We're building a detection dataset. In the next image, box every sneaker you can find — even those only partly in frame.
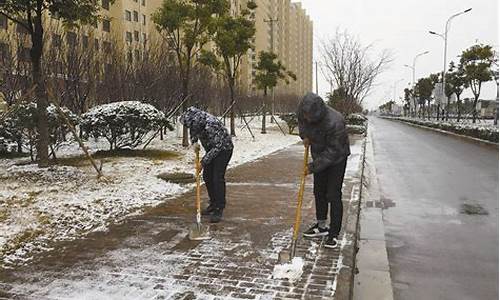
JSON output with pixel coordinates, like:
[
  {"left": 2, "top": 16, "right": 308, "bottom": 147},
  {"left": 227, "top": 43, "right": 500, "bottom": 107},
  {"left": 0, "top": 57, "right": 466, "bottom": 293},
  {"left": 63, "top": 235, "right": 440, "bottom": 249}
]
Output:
[
  {"left": 303, "top": 223, "right": 329, "bottom": 238},
  {"left": 201, "top": 205, "right": 215, "bottom": 216},
  {"left": 210, "top": 208, "right": 223, "bottom": 223},
  {"left": 324, "top": 235, "right": 339, "bottom": 249}
]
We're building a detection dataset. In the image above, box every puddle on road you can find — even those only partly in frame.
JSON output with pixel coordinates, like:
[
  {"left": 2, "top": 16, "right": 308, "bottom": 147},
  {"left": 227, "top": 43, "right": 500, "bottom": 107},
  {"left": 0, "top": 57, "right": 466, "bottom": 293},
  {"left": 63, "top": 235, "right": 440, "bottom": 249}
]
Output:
[
  {"left": 460, "top": 203, "right": 489, "bottom": 215},
  {"left": 365, "top": 196, "right": 396, "bottom": 210}
]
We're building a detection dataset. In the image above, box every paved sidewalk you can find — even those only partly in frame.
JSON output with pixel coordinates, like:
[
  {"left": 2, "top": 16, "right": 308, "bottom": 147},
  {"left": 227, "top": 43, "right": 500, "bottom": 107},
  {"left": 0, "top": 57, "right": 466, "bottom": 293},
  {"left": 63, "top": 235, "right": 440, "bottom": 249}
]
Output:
[{"left": 0, "top": 137, "right": 364, "bottom": 300}]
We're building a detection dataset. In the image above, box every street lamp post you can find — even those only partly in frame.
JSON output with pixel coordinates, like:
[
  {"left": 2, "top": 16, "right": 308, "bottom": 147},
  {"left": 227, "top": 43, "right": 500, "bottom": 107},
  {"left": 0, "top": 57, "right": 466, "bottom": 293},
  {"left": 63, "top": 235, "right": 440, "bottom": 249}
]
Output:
[
  {"left": 429, "top": 8, "right": 472, "bottom": 121},
  {"left": 404, "top": 50, "right": 429, "bottom": 117},
  {"left": 393, "top": 78, "right": 404, "bottom": 103}
]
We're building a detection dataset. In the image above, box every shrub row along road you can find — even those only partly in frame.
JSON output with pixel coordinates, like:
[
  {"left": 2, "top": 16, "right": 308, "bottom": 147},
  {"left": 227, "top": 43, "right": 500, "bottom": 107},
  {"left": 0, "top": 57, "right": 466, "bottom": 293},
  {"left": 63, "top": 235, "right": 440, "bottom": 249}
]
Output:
[{"left": 370, "top": 117, "right": 498, "bottom": 300}]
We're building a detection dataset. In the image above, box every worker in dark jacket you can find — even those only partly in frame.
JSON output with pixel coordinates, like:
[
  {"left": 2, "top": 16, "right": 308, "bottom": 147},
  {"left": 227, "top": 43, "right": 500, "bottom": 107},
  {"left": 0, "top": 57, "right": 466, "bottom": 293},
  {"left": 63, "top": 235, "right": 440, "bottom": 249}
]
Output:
[
  {"left": 180, "top": 106, "right": 233, "bottom": 223},
  {"left": 297, "top": 93, "right": 350, "bottom": 248}
]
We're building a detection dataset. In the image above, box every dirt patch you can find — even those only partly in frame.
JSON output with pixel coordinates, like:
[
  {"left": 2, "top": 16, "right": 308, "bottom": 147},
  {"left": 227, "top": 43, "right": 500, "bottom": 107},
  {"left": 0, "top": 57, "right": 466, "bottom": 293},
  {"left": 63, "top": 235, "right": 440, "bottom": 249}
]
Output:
[
  {"left": 157, "top": 172, "right": 195, "bottom": 184},
  {"left": 53, "top": 149, "right": 180, "bottom": 167}
]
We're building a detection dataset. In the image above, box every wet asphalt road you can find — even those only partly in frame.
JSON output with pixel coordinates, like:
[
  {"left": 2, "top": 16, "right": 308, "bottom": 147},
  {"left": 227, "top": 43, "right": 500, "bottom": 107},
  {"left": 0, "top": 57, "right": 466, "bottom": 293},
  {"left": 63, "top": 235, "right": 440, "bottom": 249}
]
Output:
[{"left": 370, "top": 117, "right": 499, "bottom": 300}]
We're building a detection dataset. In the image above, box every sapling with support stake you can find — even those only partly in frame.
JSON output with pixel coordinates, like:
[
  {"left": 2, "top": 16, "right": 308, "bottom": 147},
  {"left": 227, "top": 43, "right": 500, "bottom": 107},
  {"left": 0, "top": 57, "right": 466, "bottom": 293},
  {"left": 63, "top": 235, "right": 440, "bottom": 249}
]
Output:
[{"left": 46, "top": 87, "right": 105, "bottom": 179}]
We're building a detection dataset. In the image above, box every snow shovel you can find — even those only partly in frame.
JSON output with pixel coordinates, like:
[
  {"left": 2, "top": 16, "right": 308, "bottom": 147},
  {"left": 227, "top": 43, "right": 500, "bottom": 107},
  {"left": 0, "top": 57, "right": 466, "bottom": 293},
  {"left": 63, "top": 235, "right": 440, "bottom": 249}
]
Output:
[
  {"left": 278, "top": 142, "right": 310, "bottom": 263},
  {"left": 188, "top": 144, "right": 210, "bottom": 241}
]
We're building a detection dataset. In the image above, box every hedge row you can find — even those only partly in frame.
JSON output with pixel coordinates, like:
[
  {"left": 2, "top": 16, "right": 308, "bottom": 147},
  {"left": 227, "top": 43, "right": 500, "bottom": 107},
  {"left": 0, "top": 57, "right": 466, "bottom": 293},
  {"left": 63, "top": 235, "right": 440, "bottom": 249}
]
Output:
[{"left": 390, "top": 117, "right": 499, "bottom": 143}]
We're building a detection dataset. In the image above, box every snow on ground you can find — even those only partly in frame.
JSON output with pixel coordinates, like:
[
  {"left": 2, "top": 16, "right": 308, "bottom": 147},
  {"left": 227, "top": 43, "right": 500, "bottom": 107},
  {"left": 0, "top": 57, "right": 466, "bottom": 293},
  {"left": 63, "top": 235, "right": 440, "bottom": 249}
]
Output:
[
  {"left": 272, "top": 257, "right": 304, "bottom": 282},
  {"left": 0, "top": 116, "right": 299, "bottom": 268}
]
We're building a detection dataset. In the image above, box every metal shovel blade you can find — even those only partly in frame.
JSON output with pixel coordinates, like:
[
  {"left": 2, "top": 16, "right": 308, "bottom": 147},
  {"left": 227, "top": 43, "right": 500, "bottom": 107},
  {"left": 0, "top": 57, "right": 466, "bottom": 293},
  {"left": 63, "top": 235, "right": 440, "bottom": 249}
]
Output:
[
  {"left": 188, "top": 222, "right": 210, "bottom": 241},
  {"left": 278, "top": 250, "right": 291, "bottom": 263},
  {"left": 278, "top": 239, "right": 298, "bottom": 263}
]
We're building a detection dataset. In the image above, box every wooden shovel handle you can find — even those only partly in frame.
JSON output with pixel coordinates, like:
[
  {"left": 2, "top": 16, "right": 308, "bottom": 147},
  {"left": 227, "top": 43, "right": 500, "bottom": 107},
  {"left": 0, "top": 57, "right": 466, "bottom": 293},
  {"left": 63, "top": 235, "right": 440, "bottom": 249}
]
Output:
[
  {"left": 195, "top": 145, "right": 202, "bottom": 216},
  {"left": 292, "top": 143, "right": 310, "bottom": 241}
]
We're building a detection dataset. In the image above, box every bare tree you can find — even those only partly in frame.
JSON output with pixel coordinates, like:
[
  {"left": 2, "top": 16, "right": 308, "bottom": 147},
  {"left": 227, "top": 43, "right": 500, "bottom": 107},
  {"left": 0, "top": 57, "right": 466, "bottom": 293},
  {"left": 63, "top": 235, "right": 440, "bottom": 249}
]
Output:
[
  {"left": 0, "top": 30, "right": 31, "bottom": 107},
  {"left": 321, "top": 30, "right": 392, "bottom": 111}
]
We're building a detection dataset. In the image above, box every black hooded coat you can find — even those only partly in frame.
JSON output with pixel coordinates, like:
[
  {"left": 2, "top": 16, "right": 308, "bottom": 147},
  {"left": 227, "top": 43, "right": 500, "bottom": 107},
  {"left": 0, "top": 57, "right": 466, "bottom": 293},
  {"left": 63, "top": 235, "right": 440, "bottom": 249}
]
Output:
[{"left": 297, "top": 93, "right": 351, "bottom": 173}]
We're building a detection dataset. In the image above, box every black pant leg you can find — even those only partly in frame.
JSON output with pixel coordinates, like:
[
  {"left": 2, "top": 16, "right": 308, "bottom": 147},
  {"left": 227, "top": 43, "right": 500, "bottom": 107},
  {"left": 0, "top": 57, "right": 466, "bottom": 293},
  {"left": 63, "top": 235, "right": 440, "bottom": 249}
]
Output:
[
  {"left": 211, "top": 150, "right": 232, "bottom": 209},
  {"left": 313, "top": 169, "right": 329, "bottom": 222},
  {"left": 203, "top": 161, "right": 215, "bottom": 207},
  {"left": 327, "top": 158, "right": 348, "bottom": 237}
]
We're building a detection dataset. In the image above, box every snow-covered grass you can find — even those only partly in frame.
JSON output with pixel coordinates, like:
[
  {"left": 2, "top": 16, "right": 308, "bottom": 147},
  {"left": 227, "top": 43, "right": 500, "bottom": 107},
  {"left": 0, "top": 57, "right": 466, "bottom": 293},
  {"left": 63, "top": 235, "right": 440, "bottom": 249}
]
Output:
[
  {"left": 0, "top": 116, "right": 299, "bottom": 268},
  {"left": 387, "top": 117, "right": 499, "bottom": 143}
]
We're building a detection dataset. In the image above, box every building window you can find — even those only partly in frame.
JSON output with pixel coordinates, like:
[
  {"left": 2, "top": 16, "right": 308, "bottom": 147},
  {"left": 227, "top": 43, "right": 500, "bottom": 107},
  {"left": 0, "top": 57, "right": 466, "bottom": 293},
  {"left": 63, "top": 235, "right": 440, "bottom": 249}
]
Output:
[
  {"left": 102, "top": 19, "right": 111, "bottom": 32},
  {"left": 66, "top": 32, "right": 77, "bottom": 47},
  {"left": 133, "top": 0, "right": 138, "bottom": 2},
  {"left": 125, "top": 10, "right": 132, "bottom": 21},
  {"left": 103, "top": 41, "right": 111, "bottom": 53},
  {"left": 82, "top": 35, "right": 89, "bottom": 49},
  {"left": 102, "top": 0, "right": 110, "bottom": 10},
  {"left": 52, "top": 34, "right": 62, "bottom": 48},
  {"left": 142, "top": 0, "right": 146, "bottom": 6},
  {"left": 0, "top": 42, "right": 9, "bottom": 62},
  {"left": 18, "top": 47, "right": 31, "bottom": 62},
  {"left": 142, "top": 33, "right": 147, "bottom": 45},
  {"left": 0, "top": 15, "right": 7, "bottom": 30},
  {"left": 125, "top": 31, "right": 132, "bottom": 43},
  {"left": 134, "top": 31, "right": 139, "bottom": 42},
  {"left": 94, "top": 39, "right": 99, "bottom": 51},
  {"left": 127, "top": 51, "right": 133, "bottom": 63},
  {"left": 142, "top": 14, "right": 146, "bottom": 26},
  {"left": 133, "top": 11, "right": 139, "bottom": 22},
  {"left": 17, "top": 23, "right": 29, "bottom": 35}
]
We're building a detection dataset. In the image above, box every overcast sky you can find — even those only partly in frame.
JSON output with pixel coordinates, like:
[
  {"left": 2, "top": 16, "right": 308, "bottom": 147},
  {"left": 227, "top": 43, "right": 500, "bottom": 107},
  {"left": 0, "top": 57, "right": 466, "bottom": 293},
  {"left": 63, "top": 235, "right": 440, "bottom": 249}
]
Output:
[{"left": 295, "top": 0, "right": 499, "bottom": 109}]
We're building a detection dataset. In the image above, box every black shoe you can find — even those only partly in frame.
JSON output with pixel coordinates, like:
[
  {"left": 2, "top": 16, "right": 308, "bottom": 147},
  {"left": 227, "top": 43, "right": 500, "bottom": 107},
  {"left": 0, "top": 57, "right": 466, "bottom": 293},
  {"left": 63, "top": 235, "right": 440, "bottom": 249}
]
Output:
[
  {"left": 210, "top": 208, "right": 223, "bottom": 223},
  {"left": 324, "top": 235, "right": 339, "bottom": 249},
  {"left": 202, "top": 205, "right": 215, "bottom": 216},
  {"left": 303, "top": 223, "right": 329, "bottom": 238}
]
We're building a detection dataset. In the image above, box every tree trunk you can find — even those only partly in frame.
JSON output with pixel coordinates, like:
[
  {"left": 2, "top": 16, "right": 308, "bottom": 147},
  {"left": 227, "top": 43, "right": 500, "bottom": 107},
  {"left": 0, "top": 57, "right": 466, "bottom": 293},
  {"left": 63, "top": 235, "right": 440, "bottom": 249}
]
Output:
[
  {"left": 261, "top": 88, "right": 267, "bottom": 134},
  {"left": 229, "top": 78, "right": 236, "bottom": 137},
  {"left": 457, "top": 98, "right": 462, "bottom": 122},
  {"left": 445, "top": 96, "right": 451, "bottom": 121},
  {"left": 473, "top": 95, "right": 479, "bottom": 124},
  {"left": 437, "top": 103, "right": 440, "bottom": 121},
  {"left": 181, "top": 76, "right": 189, "bottom": 147},
  {"left": 16, "top": 138, "right": 22, "bottom": 154},
  {"left": 31, "top": 17, "right": 49, "bottom": 167}
]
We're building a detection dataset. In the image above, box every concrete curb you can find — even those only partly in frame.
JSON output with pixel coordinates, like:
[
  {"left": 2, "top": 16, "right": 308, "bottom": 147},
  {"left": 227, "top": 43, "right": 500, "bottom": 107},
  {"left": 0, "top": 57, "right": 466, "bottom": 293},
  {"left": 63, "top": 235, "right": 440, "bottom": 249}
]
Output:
[
  {"left": 334, "top": 132, "right": 368, "bottom": 300},
  {"left": 382, "top": 117, "right": 499, "bottom": 147},
  {"left": 352, "top": 125, "right": 394, "bottom": 300}
]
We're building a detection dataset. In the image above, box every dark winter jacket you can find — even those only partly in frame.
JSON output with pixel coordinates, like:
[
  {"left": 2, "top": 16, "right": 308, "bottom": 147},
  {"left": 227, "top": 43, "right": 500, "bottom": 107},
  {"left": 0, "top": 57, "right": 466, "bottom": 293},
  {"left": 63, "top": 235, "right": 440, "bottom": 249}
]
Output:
[
  {"left": 297, "top": 93, "right": 350, "bottom": 173},
  {"left": 180, "top": 106, "right": 233, "bottom": 166}
]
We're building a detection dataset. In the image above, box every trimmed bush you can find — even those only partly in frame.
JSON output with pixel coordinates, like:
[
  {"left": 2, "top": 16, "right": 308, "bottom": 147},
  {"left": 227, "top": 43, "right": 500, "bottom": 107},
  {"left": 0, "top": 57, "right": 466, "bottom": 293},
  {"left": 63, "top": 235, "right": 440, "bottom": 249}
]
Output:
[
  {"left": 0, "top": 102, "right": 78, "bottom": 158},
  {"left": 346, "top": 113, "right": 367, "bottom": 126},
  {"left": 346, "top": 124, "right": 367, "bottom": 135},
  {"left": 280, "top": 113, "right": 298, "bottom": 134},
  {"left": 81, "top": 101, "right": 172, "bottom": 150}
]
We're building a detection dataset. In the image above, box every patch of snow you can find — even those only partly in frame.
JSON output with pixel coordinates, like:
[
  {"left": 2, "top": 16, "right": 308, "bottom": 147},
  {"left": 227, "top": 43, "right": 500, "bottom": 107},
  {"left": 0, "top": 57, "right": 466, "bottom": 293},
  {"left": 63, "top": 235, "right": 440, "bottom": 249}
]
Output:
[{"left": 272, "top": 257, "right": 304, "bottom": 282}]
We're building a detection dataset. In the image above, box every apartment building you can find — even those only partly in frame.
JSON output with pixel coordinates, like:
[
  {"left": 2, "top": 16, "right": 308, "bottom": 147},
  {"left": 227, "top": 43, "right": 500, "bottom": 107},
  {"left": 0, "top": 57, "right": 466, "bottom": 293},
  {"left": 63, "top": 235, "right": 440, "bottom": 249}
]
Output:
[
  {"left": 0, "top": 0, "right": 312, "bottom": 97},
  {"left": 237, "top": 0, "right": 313, "bottom": 97}
]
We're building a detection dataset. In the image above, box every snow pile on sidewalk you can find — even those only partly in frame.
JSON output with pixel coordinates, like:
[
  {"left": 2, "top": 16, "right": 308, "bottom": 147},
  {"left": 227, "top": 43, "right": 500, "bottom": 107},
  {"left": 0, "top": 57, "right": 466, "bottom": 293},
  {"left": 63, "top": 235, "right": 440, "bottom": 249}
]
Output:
[
  {"left": 0, "top": 117, "right": 299, "bottom": 268},
  {"left": 389, "top": 117, "right": 499, "bottom": 143},
  {"left": 272, "top": 257, "right": 305, "bottom": 282}
]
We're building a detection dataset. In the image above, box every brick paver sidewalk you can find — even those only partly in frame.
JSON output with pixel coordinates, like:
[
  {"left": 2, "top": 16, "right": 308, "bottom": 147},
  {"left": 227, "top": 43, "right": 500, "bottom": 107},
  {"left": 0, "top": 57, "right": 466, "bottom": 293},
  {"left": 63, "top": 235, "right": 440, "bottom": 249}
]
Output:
[{"left": 0, "top": 138, "right": 364, "bottom": 300}]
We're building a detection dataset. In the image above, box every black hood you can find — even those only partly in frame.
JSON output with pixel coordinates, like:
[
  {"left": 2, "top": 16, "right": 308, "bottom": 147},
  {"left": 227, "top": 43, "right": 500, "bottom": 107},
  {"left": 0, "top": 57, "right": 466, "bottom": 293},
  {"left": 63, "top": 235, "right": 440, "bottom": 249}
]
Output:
[
  {"left": 179, "top": 106, "right": 207, "bottom": 129},
  {"left": 298, "top": 92, "right": 327, "bottom": 124}
]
